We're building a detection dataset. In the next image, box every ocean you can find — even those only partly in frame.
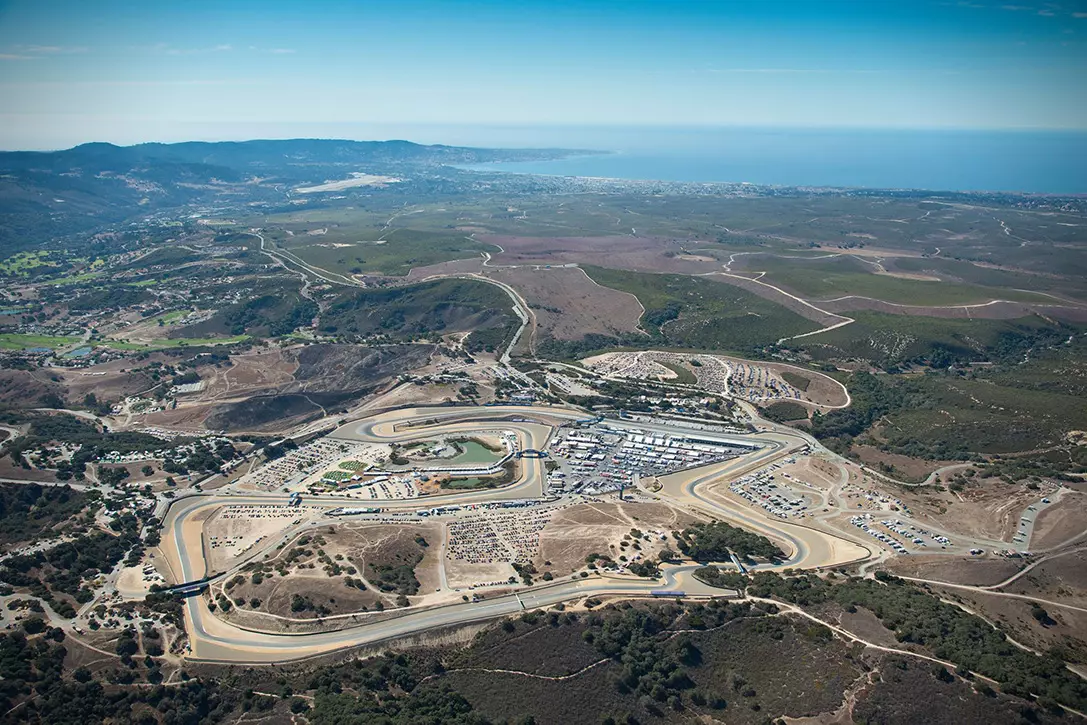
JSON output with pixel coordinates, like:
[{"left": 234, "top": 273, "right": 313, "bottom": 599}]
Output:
[{"left": 460, "top": 127, "right": 1087, "bottom": 195}]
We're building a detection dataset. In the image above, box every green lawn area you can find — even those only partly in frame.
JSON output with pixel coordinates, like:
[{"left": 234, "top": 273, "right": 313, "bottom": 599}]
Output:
[
  {"left": 750, "top": 254, "right": 1054, "bottom": 305},
  {"left": 762, "top": 401, "right": 809, "bottom": 422},
  {"left": 322, "top": 470, "right": 352, "bottom": 481},
  {"left": 440, "top": 477, "right": 501, "bottom": 490},
  {"left": 0, "top": 251, "right": 58, "bottom": 276},
  {"left": 99, "top": 335, "right": 249, "bottom": 351},
  {"left": 144, "top": 310, "right": 188, "bottom": 326},
  {"left": 781, "top": 371, "right": 811, "bottom": 391},
  {"left": 658, "top": 360, "right": 697, "bottom": 385},
  {"left": 0, "top": 333, "right": 81, "bottom": 350},
  {"left": 45, "top": 271, "right": 103, "bottom": 286}
]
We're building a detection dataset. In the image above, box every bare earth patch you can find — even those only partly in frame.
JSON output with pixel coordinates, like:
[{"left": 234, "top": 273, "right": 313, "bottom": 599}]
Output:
[
  {"left": 830, "top": 604, "right": 901, "bottom": 648},
  {"left": 195, "top": 348, "right": 298, "bottom": 402},
  {"left": 480, "top": 234, "right": 735, "bottom": 276},
  {"left": 489, "top": 266, "right": 643, "bottom": 341},
  {"left": 851, "top": 446, "right": 960, "bottom": 482},
  {"left": 536, "top": 501, "right": 700, "bottom": 574},
  {"left": 1000, "top": 549, "right": 1087, "bottom": 607},
  {"left": 399, "top": 257, "right": 486, "bottom": 281},
  {"left": 882, "top": 554, "right": 1022, "bottom": 587},
  {"left": 204, "top": 503, "right": 309, "bottom": 572},
  {"left": 889, "top": 478, "right": 1041, "bottom": 543},
  {"left": 227, "top": 571, "right": 385, "bottom": 624},
  {"left": 295, "top": 173, "right": 400, "bottom": 194},
  {"left": 140, "top": 403, "right": 222, "bottom": 431},
  {"left": 59, "top": 365, "right": 157, "bottom": 403},
  {"left": 1029, "top": 493, "right": 1087, "bottom": 550}
]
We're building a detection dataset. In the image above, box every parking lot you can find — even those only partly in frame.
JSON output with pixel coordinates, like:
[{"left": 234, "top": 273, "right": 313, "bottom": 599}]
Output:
[
  {"left": 547, "top": 423, "right": 753, "bottom": 496},
  {"left": 848, "top": 513, "right": 952, "bottom": 554},
  {"left": 728, "top": 460, "right": 817, "bottom": 519}
]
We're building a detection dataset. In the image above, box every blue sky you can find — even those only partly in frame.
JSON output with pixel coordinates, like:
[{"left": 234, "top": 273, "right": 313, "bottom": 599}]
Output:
[{"left": 1, "top": 0, "right": 1085, "bottom": 148}]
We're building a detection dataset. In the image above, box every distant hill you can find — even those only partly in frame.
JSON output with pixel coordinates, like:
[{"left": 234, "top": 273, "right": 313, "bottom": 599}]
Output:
[
  {"left": 1, "top": 138, "right": 583, "bottom": 174},
  {"left": 0, "top": 138, "right": 589, "bottom": 254}
]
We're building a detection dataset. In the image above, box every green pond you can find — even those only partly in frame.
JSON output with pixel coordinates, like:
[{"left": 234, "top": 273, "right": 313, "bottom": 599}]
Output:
[{"left": 448, "top": 440, "right": 504, "bottom": 465}]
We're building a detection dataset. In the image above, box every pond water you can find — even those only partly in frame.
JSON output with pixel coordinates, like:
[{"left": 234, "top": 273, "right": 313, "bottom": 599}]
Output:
[{"left": 448, "top": 440, "right": 504, "bottom": 465}]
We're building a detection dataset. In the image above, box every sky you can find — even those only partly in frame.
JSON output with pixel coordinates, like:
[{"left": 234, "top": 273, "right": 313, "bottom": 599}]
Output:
[{"left": 1, "top": 0, "right": 1086, "bottom": 149}]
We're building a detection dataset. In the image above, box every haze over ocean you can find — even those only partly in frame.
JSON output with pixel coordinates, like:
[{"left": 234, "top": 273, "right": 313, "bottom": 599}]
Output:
[{"left": 461, "top": 127, "right": 1087, "bottom": 195}]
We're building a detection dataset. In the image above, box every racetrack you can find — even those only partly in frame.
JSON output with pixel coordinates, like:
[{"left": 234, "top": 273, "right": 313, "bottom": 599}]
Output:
[{"left": 160, "top": 405, "right": 874, "bottom": 663}]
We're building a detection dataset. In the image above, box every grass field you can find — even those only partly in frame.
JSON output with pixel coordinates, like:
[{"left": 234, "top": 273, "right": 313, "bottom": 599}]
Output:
[
  {"left": 763, "top": 400, "right": 809, "bottom": 422},
  {"left": 0, "top": 251, "right": 58, "bottom": 277},
  {"left": 270, "top": 225, "right": 497, "bottom": 277},
  {"left": 149, "top": 310, "right": 189, "bottom": 325},
  {"left": 44, "top": 271, "right": 103, "bottom": 286},
  {"left": 583, "top": 266, "right": 816, "bottom": 355},
  {"left": 797, "top": 310, "right": 1080, "bottom": 367},
  {"left": 781, "top": 371, "right": 811, "bottom": 391},
  {"left": 890, "top": 256, "right": 1087, "bottom": 302},
  {"left": 100, "top": 335, "right": 249, "bottom": 351},
  {"left": 742, "top": 254, "right": 1055, "bottom": 305},
  {"left": 0, "top": 333, "right": 80, "bottom": 350},
  {"left": 658, "top": 360, "right": 696, "bottom": 384},
  {"left": 441, "top": 477, "right": 502, "bottom": 490}
]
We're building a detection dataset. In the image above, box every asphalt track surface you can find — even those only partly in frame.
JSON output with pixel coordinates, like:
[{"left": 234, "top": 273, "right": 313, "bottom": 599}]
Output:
[{"left": 160, "top": 405, "right": 873, "bottom": 664}]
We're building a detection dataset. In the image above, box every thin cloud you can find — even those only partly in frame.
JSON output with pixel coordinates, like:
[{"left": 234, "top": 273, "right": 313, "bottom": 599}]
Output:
[
  {"left": 0, "top": 78, "right": 268, "bottom": 88},
  {"left": 246, "top": 46, "right": 297, "bottom": 54},
  {"left": 15, "top": 45, "right": 87, "bottom": 54},
  {"left": 1, "top": 45, "right": 87, "bottom": 59},
  {"left": 960, "top": 3, "right": 1087, "bottom": 20},
  {"left": 706, "top": 68, "right": 884, "bottom": 74},
  {"left": 159, "top": 44, "right": 234, "bottom": 55}
]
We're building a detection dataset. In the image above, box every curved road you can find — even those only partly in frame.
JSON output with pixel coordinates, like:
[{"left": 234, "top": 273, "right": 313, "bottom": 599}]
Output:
[{"left": 160, "top": 405, "right": 873, "bottom": 664}]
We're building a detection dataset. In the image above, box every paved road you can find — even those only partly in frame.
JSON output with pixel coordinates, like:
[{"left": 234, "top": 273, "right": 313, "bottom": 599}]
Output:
[
  {"left": 186, "top": 566, "right": 735, "bottom": 664},
  {"left": 160, "top": 404, "right": 873, "bottom": 663}
]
